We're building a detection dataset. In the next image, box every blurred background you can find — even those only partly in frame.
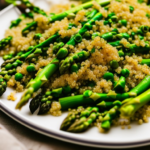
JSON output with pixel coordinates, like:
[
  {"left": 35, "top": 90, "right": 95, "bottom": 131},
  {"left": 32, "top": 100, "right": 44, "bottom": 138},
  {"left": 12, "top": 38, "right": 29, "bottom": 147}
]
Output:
[{"left": 0, "top": 0, "right": 8, "bottom": 10}]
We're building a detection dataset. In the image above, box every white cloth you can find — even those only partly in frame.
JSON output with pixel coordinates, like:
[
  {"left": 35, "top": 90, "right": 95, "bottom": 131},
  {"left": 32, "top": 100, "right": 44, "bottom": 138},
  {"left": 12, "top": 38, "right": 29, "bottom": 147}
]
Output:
[{"left": 0, "top": 124, "right": 27, "bottom": 150}]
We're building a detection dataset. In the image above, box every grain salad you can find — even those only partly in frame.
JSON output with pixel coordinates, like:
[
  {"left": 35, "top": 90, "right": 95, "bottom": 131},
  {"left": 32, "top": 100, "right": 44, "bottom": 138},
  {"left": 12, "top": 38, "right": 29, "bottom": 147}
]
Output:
[{"left": 0, "top": 0, "right": 150, "bottom": 133}]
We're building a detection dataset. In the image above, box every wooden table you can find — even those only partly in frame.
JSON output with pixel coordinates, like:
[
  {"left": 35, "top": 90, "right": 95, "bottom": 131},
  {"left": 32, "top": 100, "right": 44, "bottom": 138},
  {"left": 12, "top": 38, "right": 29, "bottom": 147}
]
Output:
[{"left": 1, "top": 111, "right": 150, "bottom": 150}]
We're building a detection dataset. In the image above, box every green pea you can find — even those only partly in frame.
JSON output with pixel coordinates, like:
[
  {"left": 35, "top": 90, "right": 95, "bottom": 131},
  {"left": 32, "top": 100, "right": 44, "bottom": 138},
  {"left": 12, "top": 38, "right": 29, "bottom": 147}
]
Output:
[
  {"left": 119, "top": 19, "right": 127, "bottom": 26},
  {"left": 129, "top": 6, "right": 134, "bottom": 13},
  {"left": 104, "top": 20, "right": 109, "bottom": 25},
  {"left": 112, "top": 28, "right": 119, "bottom": 33},
  {"left": 146, "top": 13, "right": 150, "bottom": 19},
  {"left": 118, "top": 50, "right": 124, "bottom": 57},
  {"left": 103, "top": 72, "right": 114, "bottom": 81},
  {"left": 70, "top": 63, "right": 79, "bottom": 73},
  {"left": 15, "top": 73, "right": 23, "bottom": 81},
  {"left": 111, "top": 16, "right": 118, "bottom": 22},
  {"left": 110, "top": 60, "right": 119, "bottom": 69},
  {"left": 26, "top": 65, "right": 35, "bottom": 73},
  {"left": 107, "top": 12, "right": 115, "bottom": 19},
  {"left": 121, "top": 68, "right": 130, "bottom": 77}
]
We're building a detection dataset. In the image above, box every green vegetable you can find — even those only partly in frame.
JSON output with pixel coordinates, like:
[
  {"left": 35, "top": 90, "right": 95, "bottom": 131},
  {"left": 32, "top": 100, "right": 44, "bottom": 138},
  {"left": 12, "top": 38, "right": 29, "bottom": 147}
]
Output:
[
  {"left": 129, "top": 6, "right": 134, "bottom": 13},
  {"left": 29, "top": 85, "right": 72, "bottom": 114},
  {"left": 121, "top": 69, "right": 130, "bottom": 78},
  {"left": 67, "top": 107, "right": 99, "bottom": 132},
  {"left": 118, "top": 49, "right": 124, "bottom": 57},
  {"left": 114, "top": 76, "right": 126, "bottom": 92},
  {"left": 140, "top": 59, "right": 150, "bottom": 66},
  {"left": 0, "top": 36, "right": 13, "bottom": 50},
  {"left": 70, "top": 63, "right": 80, "bottom": 73},
  {"left": 119, "top": 19, "right": 127, "bottom": 26},
  {"left": 0, "top": 78, "right": 7, "bottom": 96},
  {"left": 9, "top": 13, "right": 33, "bottom": 28},
  {"left": 15, "top": 73, "right": 23, "bottom": 81},
  {"left": 22, "top": 21, "right": 37, "bottom": 36},
  {"left": 101, "top": 105, "right": 121, "bottom": 130},
  {"left": 59, "top": 50, "right": 90, "bottom": 74},
  {"left": 16, "top": 58, "right": 60, "bottom": 109},
  {"left": 120, "top": 89, "right": 150, "bottom": 119},
  {"left": 103, "top": 72, "right": 114, "bottom": 81},
  {"left": 110, "top": 60, "right": 119, "bottom": 69},
  {"left": 29, "top": 94, "right": 43, "bottom": 114},
  {"left": 59, "top": 90, "right": 130, "bottom": 110},
  {"left": 21, "top": 0, "right": 110, "bottom": 34},
  {"left": 26, "top": 64, "right": 36, "bottom": 73},
  {"left": 60, "top": 106, "right": 85, "bottom": 131}
]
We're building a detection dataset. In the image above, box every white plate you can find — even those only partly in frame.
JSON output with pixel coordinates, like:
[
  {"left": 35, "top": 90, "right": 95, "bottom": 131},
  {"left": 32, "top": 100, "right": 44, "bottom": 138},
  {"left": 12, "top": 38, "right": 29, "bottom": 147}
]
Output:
[{"left": 0, "top": 3, "right": 150, "bottom": 149}]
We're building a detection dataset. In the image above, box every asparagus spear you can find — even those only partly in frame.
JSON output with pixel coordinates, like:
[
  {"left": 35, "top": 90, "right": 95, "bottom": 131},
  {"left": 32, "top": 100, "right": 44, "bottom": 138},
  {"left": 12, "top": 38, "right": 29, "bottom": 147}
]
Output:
[
  {"left": 120, "top": 89, "right": 150, "bottom": 119},
  {"left": 22, "top": 21, "right": 37, "bottom": 36},
  {"left": 59, "top": 90, "right": 129, "bottom": 110},
  {"left": 60, "top": 106, "right": 85, "bottom": 131},
  {"left": 59, "top": 50, "right": 90, "bottom": 74},
  {"left": 29, "top": 93, "right": 43, "bottom": 114},
  {"left": 101, "top": 105, "right": 121, "bottom": 130},
  {"left": 97, "top": 100, "right": 122, "bottom": 109},
  {"left": 21, "top": 0, "right": 110, "bottom": 34},
  {"left": 29, "top": 85, "right": 72, "bottom": 114},
  {"left": 67, "top": 107, "right": 99, "bottom": 132},
  {"left": 59, "top": 75, "right": 150, "bottom": 110},
  {"left": 1, "top": 32, "right": 59, "bottom": 68},
  {"left": 114, "top": 76, "right": 126, "bottom": 92},
  {"left": 128, "top": 75, "right": 150, "bottom": 96},
  {"left": 48, "top": 0, "right": 110, "bottom": 22},
  {"left": 9, "top": 12, "right": 33, "bottom": 29},
  {"left": 139, "top": 59, "right": 150, "bottom": 66},
  {"left": 0, "top": 78, "right": 7, "bottom": 96},
  {"left": 56, "top": 12, "right": 103, "bottom": 59},
  {"left": 16, "top": 58, "right": 60, "bottom": 109},
  {"left": 2, "top": 12, "right": 102, "bottom": 99},
  {"left": 0, "top": 36, "right": 13, "bottom": 51},
  {"left": 21, "top": 0, "right": 47, "bottom": 16}
]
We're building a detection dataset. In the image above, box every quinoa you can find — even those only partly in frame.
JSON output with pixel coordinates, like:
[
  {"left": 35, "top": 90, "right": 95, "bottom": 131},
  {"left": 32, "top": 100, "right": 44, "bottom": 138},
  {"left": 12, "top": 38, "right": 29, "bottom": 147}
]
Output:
[{"left": 0, "top": 0, "right": 150, "bottom": 123}]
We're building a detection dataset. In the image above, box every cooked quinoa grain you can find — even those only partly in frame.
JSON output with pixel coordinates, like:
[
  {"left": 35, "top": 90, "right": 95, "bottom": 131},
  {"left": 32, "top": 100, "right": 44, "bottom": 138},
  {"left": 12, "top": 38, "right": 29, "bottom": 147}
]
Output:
[{"left": 0, "top": 0, "right": 150, "bottom": 131}]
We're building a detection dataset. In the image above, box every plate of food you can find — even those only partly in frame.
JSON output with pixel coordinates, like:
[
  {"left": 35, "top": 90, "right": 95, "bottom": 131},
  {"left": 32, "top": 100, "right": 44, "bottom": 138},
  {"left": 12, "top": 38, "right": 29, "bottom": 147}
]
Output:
[{"left": 0, "top": 0, "right": 150, "bottom": 148}]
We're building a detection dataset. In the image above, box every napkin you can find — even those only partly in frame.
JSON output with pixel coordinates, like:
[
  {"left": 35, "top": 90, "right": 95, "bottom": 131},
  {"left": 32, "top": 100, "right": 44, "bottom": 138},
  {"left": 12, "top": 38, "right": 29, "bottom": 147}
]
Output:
[{"left": 0, "top": 124, "right": 27, "bottom": 150}]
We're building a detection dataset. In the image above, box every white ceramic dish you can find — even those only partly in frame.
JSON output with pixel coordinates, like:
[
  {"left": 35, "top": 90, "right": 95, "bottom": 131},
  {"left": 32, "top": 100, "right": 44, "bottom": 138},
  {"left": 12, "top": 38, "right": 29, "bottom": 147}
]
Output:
[{"left": 0, "top": 3, "right": 150, "bottom": 149}]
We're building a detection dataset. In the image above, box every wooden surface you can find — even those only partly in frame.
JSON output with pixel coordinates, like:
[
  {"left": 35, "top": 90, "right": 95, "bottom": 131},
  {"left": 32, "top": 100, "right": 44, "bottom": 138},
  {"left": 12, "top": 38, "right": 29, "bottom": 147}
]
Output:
[{"left": 0, "top": 111, "right": 150, "bottom": 150}]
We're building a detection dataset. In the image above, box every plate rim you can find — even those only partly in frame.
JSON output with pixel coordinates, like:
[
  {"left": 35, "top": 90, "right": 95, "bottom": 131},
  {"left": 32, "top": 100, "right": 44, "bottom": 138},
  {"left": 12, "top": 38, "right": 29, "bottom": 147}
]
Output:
[
  {"left": 0, "top": 4, "right": 150, "bottom": 149},
  {"left": 1, "top": 102, "right": 150, "bottom": 149}
]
